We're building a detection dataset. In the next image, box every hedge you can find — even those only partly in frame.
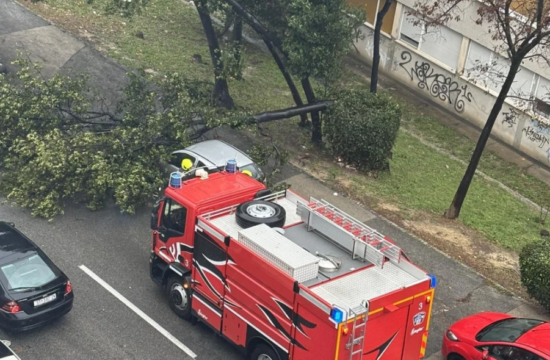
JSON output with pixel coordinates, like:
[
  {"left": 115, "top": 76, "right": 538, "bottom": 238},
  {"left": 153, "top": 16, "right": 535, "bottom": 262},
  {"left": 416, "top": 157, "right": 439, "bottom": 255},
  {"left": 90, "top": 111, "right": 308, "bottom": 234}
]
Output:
[
  {"left": 519, "top": 239, "right": 550, "bottom": 312},
  {"left": 323, "top": 88, "right": 401, "bottom": 171}
]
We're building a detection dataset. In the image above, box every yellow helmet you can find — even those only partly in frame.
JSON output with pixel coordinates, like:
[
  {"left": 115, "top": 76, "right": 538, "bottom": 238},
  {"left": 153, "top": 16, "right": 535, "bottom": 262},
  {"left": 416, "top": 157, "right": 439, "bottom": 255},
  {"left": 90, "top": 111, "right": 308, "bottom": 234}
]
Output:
[
  {"left": 181, "top": 158, "right": 193, "bottom": 171},
  {"left": 242, "top": 170, "right": 252, "bottom": 177}
]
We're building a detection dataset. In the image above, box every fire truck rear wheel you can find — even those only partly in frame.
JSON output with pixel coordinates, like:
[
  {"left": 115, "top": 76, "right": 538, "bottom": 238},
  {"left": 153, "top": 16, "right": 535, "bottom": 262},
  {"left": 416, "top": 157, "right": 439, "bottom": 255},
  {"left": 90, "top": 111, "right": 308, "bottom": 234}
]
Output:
[
  {"left": 249, "top": 343, "right": 279, "bottom": 360},
  {"left": 166, "top": 277, "right": 192, "bottom": 320},
  {"left": 235, "top": 200, "right": 286, "bottom": 229},
  {"left": 448, "top": 355, "right": 466, "bottom": 360}
]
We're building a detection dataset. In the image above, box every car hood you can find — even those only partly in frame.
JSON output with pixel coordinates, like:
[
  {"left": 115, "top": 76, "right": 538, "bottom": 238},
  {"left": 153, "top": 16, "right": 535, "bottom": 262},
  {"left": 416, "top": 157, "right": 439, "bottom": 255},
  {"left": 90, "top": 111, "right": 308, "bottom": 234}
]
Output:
[{"left": 449, "top": 312, "right": 514, "bottom": 343}]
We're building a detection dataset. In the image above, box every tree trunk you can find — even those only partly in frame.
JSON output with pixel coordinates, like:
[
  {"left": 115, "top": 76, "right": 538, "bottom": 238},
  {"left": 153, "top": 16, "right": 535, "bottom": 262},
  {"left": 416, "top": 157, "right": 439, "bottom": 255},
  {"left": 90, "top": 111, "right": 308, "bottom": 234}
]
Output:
[
  {"left": 444, "top": 58, "right": 522, "bottom": 219},
  {"left": 263, "top": 40, "right": 308, "bottom": 126},
  {"left": 195, "top": 0, "right": 234, "bottom": 109},
  {"left": 301, "top": 78, "right": 322, "bottom": 145},
  {"left": 253, "top": 101, "right": 332, "bottom": 124},
  {"left": 233, "top": 15, "right": 243, "bottom": 43},
  {"left": 232, "top": 15, "right": 243, "bottom": 81},
  {"left": 371, "top": 0, "right": 393, "bottom": 93},
  {"left": 224, "top": 0, "right": 283, "bottom": 50}
]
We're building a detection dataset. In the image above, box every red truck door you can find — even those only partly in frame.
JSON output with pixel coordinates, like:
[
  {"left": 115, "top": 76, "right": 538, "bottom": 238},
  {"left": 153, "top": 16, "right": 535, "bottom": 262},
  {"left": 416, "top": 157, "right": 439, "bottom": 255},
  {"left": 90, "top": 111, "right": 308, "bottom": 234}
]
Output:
[
  {"left": 361, "top": 306, "right": 409, "bottom": 360},
  {"left": 154, "top": 198, "right": 194, "bottom": 270},
  {"left": 190, "top": 230, "right": 229, "bottom": 331}
]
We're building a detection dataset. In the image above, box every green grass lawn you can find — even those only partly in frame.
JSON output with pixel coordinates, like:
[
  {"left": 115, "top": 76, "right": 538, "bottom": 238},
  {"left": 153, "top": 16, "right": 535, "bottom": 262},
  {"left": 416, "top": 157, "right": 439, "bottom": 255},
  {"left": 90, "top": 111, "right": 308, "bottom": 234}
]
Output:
[
  {"left": 400, "top": 104, "right": 550, "bottom": 211},
  {"left": 23, "top": 0, "right": 548, "bottom": 253},
  {"left": 349, "top": 131, "right": 541, "bottom": 251}
]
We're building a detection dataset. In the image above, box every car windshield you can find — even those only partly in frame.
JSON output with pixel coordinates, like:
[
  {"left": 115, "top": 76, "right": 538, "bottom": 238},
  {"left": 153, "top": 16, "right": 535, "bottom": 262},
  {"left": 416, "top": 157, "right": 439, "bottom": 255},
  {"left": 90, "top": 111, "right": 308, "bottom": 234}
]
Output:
[
  {"left": 0, "top": 253, "right": 57, "bottom": 291},
  {"left": 476, "top": 318, "right": 545, "bottom": 342}
]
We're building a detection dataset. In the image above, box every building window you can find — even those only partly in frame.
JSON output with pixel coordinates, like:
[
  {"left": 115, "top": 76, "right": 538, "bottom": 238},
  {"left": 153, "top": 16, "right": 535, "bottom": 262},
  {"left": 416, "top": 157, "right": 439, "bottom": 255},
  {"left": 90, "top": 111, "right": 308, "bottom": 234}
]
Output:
[
  {"left": 348, "top": 0, "right": 397, "bottom": 35},
  {"left": 534, "top": 76, "right": 550, "bottom": 118},
  {"left": 398, "top": 7, "right": 463, "bottom": 71},
  {"left": 465, "top": 40, "right": 536, "bottom": 103}
]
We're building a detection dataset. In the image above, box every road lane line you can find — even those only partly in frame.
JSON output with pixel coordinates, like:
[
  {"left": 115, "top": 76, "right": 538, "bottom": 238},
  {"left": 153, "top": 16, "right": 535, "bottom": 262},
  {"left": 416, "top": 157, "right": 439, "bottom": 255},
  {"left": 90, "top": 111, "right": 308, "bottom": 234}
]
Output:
[{"left": 79, "top": 265, "right": 197, "bottom": 359}]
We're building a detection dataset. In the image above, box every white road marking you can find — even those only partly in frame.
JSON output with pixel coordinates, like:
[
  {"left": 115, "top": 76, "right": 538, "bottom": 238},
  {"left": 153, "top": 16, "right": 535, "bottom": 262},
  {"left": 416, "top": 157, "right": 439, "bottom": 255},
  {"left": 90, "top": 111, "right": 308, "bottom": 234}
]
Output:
[{"left": 79, "top": 265, "right": 197, "bottom": 359}]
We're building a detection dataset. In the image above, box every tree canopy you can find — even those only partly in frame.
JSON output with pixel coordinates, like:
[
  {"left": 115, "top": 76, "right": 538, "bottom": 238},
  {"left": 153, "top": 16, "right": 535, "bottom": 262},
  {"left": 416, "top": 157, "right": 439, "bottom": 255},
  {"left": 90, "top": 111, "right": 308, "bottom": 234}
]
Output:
[{"left": 0, "top": 60, "right": 237, "bottom": 218}]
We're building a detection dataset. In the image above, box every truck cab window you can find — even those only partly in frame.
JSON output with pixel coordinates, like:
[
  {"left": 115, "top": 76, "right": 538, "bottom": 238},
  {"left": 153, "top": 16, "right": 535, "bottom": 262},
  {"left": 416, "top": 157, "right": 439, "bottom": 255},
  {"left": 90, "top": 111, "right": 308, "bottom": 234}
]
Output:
[{"left": 161, "top": 199, "right": 187, "bottom": 235}]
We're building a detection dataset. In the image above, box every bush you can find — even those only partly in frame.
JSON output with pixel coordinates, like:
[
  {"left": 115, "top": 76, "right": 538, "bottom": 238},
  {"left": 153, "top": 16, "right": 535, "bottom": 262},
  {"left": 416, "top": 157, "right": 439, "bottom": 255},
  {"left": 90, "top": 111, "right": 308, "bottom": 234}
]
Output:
[
  {"left": 519, "top": 239, "right": 550, "bottom": 311},
  {"left": 323, "top": 88, "right": 401, "bottom": 171}
]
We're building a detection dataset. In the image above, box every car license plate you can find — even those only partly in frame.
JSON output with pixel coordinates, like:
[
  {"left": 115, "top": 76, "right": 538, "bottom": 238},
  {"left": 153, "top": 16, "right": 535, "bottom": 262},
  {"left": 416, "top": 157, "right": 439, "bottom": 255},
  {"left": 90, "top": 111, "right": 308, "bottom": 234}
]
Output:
[{"left": 34, "top": 293, "right": 56, "bottom": 307}]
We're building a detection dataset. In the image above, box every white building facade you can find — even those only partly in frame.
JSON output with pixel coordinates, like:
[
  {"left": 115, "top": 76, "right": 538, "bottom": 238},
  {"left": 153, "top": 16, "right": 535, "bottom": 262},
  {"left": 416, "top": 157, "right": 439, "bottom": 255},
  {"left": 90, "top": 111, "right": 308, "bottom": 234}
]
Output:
[{"left": 352, "top": 0, "right": 550, "bottom": 166}]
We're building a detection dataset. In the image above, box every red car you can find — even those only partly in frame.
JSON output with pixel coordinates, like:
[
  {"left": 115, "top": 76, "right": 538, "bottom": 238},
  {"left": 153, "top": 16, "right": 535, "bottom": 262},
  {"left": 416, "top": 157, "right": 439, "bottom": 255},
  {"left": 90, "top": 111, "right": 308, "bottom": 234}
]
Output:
[{"left": 442, "top": 312, "right": 550, "bottom": 360}]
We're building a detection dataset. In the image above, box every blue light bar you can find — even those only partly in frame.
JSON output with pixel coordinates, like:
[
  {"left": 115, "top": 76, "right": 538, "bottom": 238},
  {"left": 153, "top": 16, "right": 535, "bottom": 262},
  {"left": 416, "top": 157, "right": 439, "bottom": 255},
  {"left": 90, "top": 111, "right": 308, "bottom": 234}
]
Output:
[
  {"left": 170, "top": 173, "right": 182, "bottom": 188},
  {"left": 330, "top": 308, "right": 345, "bottom": 323},
  {"left": 428, "top": 274, "right": 437, "bottom": 289}
]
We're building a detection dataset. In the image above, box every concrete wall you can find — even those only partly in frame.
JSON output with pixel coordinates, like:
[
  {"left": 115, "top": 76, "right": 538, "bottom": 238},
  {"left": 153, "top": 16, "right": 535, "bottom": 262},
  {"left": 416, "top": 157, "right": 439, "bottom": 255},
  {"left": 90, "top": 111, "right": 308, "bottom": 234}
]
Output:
[{"left": 354, "top": 13, "right": 550, "bottom": 166}]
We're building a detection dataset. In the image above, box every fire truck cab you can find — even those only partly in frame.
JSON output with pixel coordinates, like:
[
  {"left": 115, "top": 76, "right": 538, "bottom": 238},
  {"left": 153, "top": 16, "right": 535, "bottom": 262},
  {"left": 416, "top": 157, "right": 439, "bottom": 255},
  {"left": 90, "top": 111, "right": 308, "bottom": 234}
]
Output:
[{"left": 150, "top": 168, "right": 436, "bottom": 360}]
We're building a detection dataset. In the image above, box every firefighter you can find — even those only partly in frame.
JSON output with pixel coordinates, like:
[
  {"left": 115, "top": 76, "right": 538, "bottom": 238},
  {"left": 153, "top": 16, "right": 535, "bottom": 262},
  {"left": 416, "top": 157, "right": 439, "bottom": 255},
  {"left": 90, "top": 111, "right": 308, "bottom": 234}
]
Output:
[{"left": 181, "top": 158, "right": 193, "bottom": 171}]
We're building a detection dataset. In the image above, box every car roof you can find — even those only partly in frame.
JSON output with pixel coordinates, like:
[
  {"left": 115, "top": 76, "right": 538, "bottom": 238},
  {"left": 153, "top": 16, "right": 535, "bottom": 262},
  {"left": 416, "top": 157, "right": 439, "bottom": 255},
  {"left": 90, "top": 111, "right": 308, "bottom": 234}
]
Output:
[
  {"left": 183, "top": 140, "right": 253, "bottom": 167},
  {"left": 517, "top": 321, "right": 550, "bottom": 356},
  {"left": 0, "top": 222, "right": 36, "bottom": 261}
]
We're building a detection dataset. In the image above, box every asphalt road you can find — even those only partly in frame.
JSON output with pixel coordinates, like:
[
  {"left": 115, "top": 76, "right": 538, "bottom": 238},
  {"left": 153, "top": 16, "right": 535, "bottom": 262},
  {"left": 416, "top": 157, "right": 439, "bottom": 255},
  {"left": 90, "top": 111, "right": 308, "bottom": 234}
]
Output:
[{"left": 0, "top": 202, "right": 242, "bottom": 360}]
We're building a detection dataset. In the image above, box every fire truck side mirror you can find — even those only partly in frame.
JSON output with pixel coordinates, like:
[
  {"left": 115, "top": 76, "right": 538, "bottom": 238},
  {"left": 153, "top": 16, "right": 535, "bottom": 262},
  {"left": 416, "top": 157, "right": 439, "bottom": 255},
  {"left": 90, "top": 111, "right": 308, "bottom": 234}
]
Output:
[
  {"left": 151, "top": 202, "right": 161, "bottom": 230},
  {"left": 151, "top": 212, "right": 159, "bottom": 231}
]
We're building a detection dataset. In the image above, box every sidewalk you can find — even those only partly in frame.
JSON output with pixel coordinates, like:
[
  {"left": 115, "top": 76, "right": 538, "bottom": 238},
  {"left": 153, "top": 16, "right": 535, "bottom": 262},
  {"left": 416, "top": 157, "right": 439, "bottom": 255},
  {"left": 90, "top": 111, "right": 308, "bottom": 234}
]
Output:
[
  {"left": 1, "top": 1, "right": 549, "bottom": 358},
  {"left": 0, "top": 0, "right": 129, "bottom": 111}
]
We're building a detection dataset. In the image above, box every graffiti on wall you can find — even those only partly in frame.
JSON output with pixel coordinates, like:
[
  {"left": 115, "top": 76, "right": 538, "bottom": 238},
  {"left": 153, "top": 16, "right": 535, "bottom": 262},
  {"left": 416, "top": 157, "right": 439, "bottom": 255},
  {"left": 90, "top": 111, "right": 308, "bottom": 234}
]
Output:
[
  {"left": 531, "top": 119, "right": 550, "bottom": 135},
  {"left": 398, "top": 51, "right": 474, "bottom": 113},
  {"left": 522, "top": 119, "right": 550, "bottom": 148},
  {"left": 501, "top": 112, "right": 517, "bottom": 128}
]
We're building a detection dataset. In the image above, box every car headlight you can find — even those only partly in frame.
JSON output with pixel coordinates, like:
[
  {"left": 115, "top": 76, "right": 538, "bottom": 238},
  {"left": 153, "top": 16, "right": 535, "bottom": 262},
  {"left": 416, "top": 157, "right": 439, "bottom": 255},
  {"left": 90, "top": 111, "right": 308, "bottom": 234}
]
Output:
[{"left": 446, "top": 330, "right": 459, "bottom": 342}]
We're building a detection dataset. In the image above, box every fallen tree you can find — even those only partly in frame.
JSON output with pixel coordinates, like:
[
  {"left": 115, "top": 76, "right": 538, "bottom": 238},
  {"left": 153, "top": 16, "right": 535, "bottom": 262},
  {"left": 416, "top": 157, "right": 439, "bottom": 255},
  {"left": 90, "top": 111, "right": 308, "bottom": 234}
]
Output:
[{"left": 0, "top": 60, "right": 332, "bottom": 218}]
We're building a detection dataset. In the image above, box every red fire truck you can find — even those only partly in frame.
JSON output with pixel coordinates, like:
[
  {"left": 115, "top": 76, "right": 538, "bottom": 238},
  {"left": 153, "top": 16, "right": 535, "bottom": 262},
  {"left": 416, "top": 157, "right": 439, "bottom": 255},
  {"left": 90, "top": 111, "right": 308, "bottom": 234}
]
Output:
[{"left": 149, "top": 168, "right": 437, "bottom": 360}]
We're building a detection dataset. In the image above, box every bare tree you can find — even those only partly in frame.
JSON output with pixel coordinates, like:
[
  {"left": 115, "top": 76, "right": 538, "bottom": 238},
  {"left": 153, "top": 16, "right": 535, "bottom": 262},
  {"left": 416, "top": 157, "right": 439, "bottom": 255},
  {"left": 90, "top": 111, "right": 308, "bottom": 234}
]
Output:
[{"left": 413, "top": 0, "right": 550, "bottom": 219}]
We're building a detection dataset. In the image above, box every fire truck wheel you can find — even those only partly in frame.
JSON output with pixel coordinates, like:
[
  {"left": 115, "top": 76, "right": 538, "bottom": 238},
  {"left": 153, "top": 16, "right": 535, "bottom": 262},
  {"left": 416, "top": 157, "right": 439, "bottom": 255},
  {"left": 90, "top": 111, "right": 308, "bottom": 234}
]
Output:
[
  {"left": 235, "top": 200, "right": 286, "bottom": 229},
  {"left": 166, "top": 277, "right": 192, "bottom": 320},
  {"left": 249, "top": 343, "right": 279, "bottom": 360},
  {"left": 448, "top": 355, "right": 465, "bottom": 360}
]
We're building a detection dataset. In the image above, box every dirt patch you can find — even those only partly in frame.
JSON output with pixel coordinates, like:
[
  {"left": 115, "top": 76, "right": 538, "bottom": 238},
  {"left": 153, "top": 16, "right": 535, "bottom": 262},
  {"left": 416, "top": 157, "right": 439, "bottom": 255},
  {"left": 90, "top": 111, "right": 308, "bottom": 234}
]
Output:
[
  {"left": 378, "top": 208, "right": 527, "bottom": 298},
  {"left": 378, "top": 202, "right": 400, "bottom": 212},
  {"left": 405, "top": 220, "right": 519, "bottom": 274}
]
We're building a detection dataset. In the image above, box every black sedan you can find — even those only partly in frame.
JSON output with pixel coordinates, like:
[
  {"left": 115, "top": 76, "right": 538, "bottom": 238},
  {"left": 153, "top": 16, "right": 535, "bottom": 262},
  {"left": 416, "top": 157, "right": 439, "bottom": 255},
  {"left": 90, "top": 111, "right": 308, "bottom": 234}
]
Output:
[{"left": 0, "top": 221, "right": 73, "bottom": 331}]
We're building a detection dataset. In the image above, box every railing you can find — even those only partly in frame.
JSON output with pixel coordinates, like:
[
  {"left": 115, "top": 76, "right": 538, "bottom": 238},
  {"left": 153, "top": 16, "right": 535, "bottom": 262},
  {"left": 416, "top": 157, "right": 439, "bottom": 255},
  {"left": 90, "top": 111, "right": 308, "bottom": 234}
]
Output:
[{"left": 297, "top": 198, "right": 402, "bottom": 268}]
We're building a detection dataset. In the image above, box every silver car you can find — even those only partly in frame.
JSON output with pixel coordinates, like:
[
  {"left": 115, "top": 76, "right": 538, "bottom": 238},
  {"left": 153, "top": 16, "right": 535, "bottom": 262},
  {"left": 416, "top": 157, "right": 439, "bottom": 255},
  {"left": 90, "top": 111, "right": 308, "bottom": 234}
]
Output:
[{"left": 166, "top": 140, "right": 264, "bottom": 180}]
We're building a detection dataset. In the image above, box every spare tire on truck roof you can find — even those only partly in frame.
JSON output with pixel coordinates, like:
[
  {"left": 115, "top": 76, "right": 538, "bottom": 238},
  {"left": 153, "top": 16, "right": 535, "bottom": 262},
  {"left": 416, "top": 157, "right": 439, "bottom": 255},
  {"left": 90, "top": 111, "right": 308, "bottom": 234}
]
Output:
[{"left": 235, "top": 200, "right": 286, "bottom": 229}]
